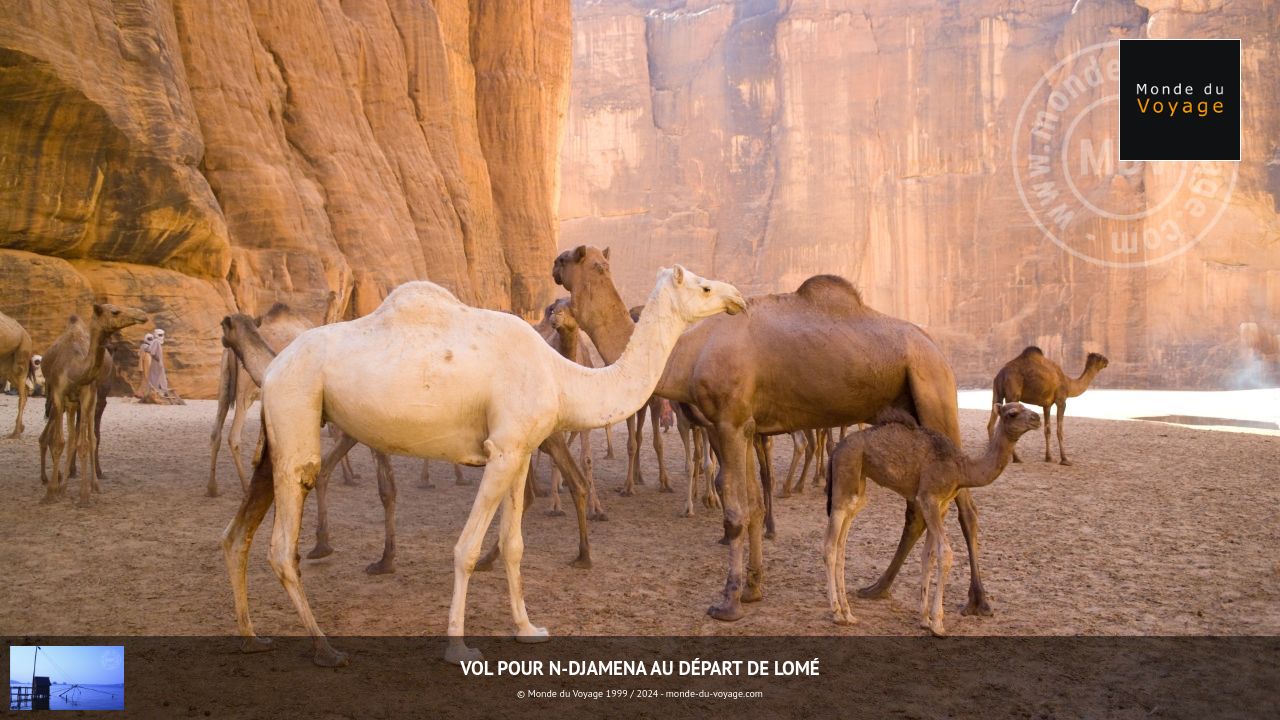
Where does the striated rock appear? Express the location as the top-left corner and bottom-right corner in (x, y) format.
(560, 0), (1280, 389)
(0, 0), (571, 397)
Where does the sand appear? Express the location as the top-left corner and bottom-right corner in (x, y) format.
(1, 391), (1277, 640)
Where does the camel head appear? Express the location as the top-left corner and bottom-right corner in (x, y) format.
(658, 265), (746, 321)
(546, 298), (578, 334)
(93, 303), (147, 333)
(552, 245), (612, 293)
(992, 402), (1041, 440)
(1085, 352), (1110, 371)
(220, 313), (258, 350)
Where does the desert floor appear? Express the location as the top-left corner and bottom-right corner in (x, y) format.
(1, 392), (1278, 639)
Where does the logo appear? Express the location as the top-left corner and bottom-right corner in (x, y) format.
(1013, 40), (1238, 268)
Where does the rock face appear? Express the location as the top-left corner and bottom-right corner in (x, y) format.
(0, 0), (570, 397)
(560, 0), (1280, 388)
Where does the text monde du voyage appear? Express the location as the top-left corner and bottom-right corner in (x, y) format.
(1134, 82), (1229, 118)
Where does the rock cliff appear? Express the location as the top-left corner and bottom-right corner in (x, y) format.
(0, 0), (570, 397)
(560, 0), (1280, 388)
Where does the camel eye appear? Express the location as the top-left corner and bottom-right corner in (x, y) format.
(702, 286), (710, 293)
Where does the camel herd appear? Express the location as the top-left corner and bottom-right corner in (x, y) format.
(0, 244), (1113, 666)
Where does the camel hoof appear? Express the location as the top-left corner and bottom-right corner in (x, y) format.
(588, 512), (608, 522)
(205, 488), (219, 498)
(516, 626), (550, 644)
(544, 509), (566, 517)
(658, 484), (674, 494)
(39, 493), (60, 505)
(568, 556), (592, 570)
(833, 610), (858, 626)
(764, 529), (776, 540)
(681, 508), (695, 519)
(417, 481), (436, 490)
(455, 478), (473, 486)
(775, 490), (791, 499)
(1059, 459), (1073, 466)
(856, 584), (892, 600)
(5, 431), (21, 440)
(307, 543), (335, 560)
(364, 560), (395, 575)
(707, 601), (745, 622)
(239, 636), (274, 654)
(1011, 456), (1022, 464)
(75, 498), (91, 509)
(928, 623), (948, 637)
(961, 598), (993, 617)
(717, 534), (730, 546)
(616, 487), (635, 497)
(742, 585), (763, 603)
(313, 646), (349, 668)
(444, 643), (482, 665)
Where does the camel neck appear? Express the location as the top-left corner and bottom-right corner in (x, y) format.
(572, 279), (633, 365)
(1067, 364), (1102, 398)
(231, 329), (278, 386)
(963, 428), (1019, 488)
(556, 280), (686, 431)
(82, 326), (109, 387)
(555, 327), (579, 362)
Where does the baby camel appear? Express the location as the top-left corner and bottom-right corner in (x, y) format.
(825, 403), (1040, 635)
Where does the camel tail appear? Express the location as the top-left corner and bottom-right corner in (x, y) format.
(212, 349), (237, 438)
(873, 407), (919, 428)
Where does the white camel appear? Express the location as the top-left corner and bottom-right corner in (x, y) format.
(222, 267), (744, 666)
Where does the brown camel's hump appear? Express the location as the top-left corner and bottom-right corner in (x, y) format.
(794, 275), (865, 312)
(1017, 345), (1044, 358)
(259, 302), (294, 324)
(872, 407), (919, 428)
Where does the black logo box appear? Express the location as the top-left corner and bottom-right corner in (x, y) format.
(1119, 38), (1241, 162)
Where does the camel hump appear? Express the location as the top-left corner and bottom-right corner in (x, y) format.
(795, 275), (864, 310)
(872, 407), (918, 428)
(260, 302), (292, 321)
(1018, 345), (1044, 358)
(377, 281), (462, 320)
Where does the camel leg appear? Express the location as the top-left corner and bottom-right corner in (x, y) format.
(858, 502), (925, 599)
(75, 390), (96, 506)
(579, 428), (597, 514)
(365, 450), (397, 575)
(955, 488), (991, 616)
(267, 456), (347, 667)
(8, 361), (29, 438)
(544, 433), (596, 564)
(779, 432), (801, 498)
(307, 432), (358, 560)
(227, 385), (256, 494)
(446, 441), (529, 664)
(700, 429), (721, 510)
(743, 427), (767, 602)
(651, 402), (672, 492)
(1042, 405), (1053, 462)
(603, 421), (614, 459)
(707, 419), (761, 621)
(755, 435), (776, 539)
(42, 406), (67, 503)
(92, 390), (106, 482)
(208, 350), (236, 497)
(811, 429), (829, 488)
(418, 459), (435, 489)
(1056, 402), (1071, 465)
(825, 446), (866, 625)
(796, 429), (816, 494)
(67, 404), (80, 479)
(454, 463), (469, 485)
(221, 435), (277, 655)
(919, 496), (951, 636)
(498, 452), (548, 644)
(339, 453), (358, 485)
(680, 417), (697, 517)
(476, 469), (537, 573)
(39, 414), (52, 486)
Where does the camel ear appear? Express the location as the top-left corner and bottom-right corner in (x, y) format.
(672, 265), (686, 286)
(602, 247), (611, 260)
(93, 303), (105, 317)
(992, 402), (1002, 415)
(573, 246), (587, 262)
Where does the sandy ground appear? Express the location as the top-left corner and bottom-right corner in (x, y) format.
(1, 393), (1278, 640)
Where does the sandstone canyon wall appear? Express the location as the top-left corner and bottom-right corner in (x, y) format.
(560, 0), (1280, 388)
(0, 0), (570, 397)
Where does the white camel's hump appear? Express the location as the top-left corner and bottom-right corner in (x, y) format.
(372, 281), (463, 321)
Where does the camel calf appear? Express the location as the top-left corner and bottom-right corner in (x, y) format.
(825, 403), (1040, 635)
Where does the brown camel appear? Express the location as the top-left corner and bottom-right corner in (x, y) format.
(1, 310), (34, 438)
(65, 332), (127, 482)
(220, 314), (401, 573)
(208, 303), (317, 496)
(39, 304), (147, 505)
(988, 346), (1109, 465)
(554, 245), (986, 622)
(826, 404), (1040, 634)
